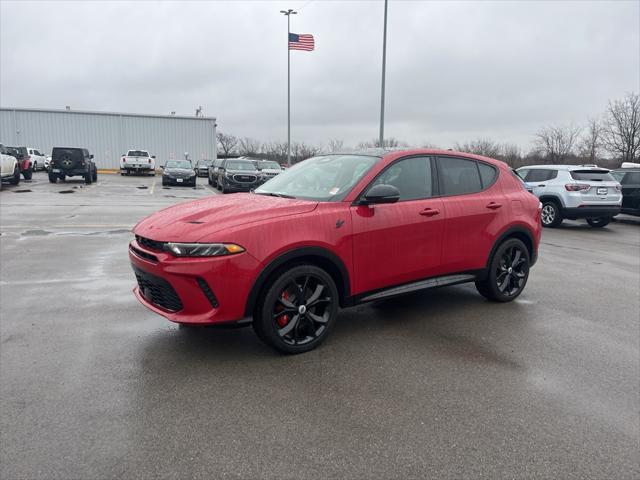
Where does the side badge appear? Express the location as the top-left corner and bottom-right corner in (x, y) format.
(336, 219), (345, 229)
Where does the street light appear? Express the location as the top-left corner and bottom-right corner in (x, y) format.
(280, 9), (297, 167)
(379, 0), (388, 148)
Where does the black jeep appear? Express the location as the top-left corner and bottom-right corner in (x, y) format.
(49, 147), (98, 184)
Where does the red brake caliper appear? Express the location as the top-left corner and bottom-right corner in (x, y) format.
(276, 291), (290, 328)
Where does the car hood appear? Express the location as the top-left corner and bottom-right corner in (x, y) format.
(134, 193), (318, 242)
(227, 169), (259, 175)
(260, 168), (282, 174)
(164, 168), (193, 175)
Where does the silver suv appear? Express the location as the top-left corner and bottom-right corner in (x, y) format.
(517, 165), (622, 228)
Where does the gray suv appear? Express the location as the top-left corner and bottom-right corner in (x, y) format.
(517, 165), (622, 228)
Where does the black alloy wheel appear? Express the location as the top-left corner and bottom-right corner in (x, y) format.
(476, 238), (530, 302)
(253, 265), (339, 354)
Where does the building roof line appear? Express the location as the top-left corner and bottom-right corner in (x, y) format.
(0, 107), (216, 121)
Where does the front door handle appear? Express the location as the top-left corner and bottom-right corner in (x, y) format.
(486, 202), (503, 210)
(419, 208), (440, 217)
(537, 184), (546, 187)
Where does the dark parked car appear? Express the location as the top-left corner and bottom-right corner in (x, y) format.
(194, 159), (212, 177)
(48, 147), (97, 184)
(162, 160), (196, 186)
(217, 158), (261, 193)
(611, 167), (640, 216)
(254, 160), (283, 185)
(6, 146), (33, 180)
(208, 158), (224, 187)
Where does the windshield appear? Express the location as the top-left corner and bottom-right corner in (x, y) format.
(257, 161), (281, 170)
(226, 161), (256, 171)
(165, 160), (192, 169)
(254, 154), (379, 201)
(197, 160), (211, 167)
(128, 150), (148, 157)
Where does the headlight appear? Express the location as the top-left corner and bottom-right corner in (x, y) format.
(225, 172), (233, 178)
(165, 242), (245, 257)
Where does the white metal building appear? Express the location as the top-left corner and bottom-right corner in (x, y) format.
(0, 108), (217, 170)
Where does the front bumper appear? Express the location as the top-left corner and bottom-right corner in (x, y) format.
(221, 178), (260, 192)
(163, 175), (196, 185)
(563, 205), (621, 219)
(129, 239), (260, 324)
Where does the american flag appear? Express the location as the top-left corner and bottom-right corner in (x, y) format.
(289, 33), (315, 51)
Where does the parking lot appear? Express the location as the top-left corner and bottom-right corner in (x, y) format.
(1, 172), (639, 479)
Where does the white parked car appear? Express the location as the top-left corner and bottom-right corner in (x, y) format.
(45, 155), (51, 171)
(0, 143), (20, 186)
(27, 147), (47, 171)
(120, 149), (156, 176)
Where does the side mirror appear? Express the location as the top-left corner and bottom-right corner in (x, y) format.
(360, 184), (400, 205)
(152, 155), (156, 159)
(90, 154), (94, 159)
(160, 165), (164, 170)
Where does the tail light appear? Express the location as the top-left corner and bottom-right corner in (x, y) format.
(565, 183), (590, 192)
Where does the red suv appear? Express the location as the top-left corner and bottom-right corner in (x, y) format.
(130, 150), (541, 353)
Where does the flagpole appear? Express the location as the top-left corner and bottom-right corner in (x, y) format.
(281, 9), (297, 167)
(379, 0), (388, 148)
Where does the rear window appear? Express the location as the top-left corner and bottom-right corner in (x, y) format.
(52, 148), (83, 160)
(570, 170), (615, 181)
(128, 150), (148, 157)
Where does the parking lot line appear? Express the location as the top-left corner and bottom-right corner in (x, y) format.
(149, 177), (157, 195)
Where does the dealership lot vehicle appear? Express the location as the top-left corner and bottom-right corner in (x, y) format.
(161, 159), (196, 186)
(208, 157), (224, 187)
(194, 159), (212, 177)
(255, 159), (283, 185)
(26, 147), (47, 171)
(5, 146), (33, 180)
(216, 157), (262, 193)
(130, 150), (541, 353)
(0, 143), (20, 186)
(611, 167), (640, 216)
(517, 164), (622, 228)
(120, 149), (156, 176)
(0, 174), (638, 479)
(49, 147), (97, 184)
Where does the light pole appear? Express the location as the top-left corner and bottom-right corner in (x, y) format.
(280, 8), (297, 166)
(379, 0), (388, 148)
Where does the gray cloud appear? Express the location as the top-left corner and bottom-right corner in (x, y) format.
(1, 0), (638, 150)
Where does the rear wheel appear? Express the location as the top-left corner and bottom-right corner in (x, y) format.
(84, 170), (92, 184)
(475, 238), (530, 302)
(48, 174), (57, 183)
(92, 169), (98, 182)
(586, 217), (611, 228)
(33, 161), (38, 171)
(10, 165), (20, 185)
(253, 265), (339, 354)
(541, 200), (562, 227)
(22, 167), (32, 180)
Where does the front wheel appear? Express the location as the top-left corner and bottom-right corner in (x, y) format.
(253, 265), (339, 354)
(475, 238), (530, 302)
(48, 174), (57, 183)
(586, 217), (611, 228)
(10, 166), (20, 185)
(33, 162), (38, 171)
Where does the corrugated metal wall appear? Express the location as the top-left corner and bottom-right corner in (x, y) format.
(0, 108), (217, 169)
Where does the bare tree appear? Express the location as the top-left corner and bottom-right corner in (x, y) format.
(327, 138), (344, 152)
(578, 118), (603, 164)
(455, 138), (501, 158)
(601, 92), (640, 163)
(498, 143), (524, 168)
(238, 137), (261, 157)
(421, 141), (439, 149)
(357, 137), (406, 149)
(216, 133), (238, 157)
(534, 124), (582, 163)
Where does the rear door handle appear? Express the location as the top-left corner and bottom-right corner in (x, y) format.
(419, 208), (440, 217)
(537, 184), (546, 187)
(486, 202), (503, 210)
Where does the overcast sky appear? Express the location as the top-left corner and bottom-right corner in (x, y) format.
(1, 0), (638, 150)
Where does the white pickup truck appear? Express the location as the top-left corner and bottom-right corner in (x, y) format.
(120, 149), (156, 176)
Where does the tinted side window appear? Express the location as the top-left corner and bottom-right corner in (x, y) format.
(525, 169), (552, 182)
(369, 156), (432, 201)
(438, 157), (482, 195)
(622, 172), (640, 185)
(478, 163), (497, 188)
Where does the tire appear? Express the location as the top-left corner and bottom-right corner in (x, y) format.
(540, 200), (562, 227)
(475, 238), (530, 302)
(85, 170), (92, 184)
(208, 176), (212, 186)
(120, 172), (125, 176)
(586, 217), (611, 228)
(92, 169), (98, 182)
(220, 183), (226, 194)
(22, 167), (32, 180)
(48, 174), (57, 183)
(252, 264), (339, 354)
(162, 179), (167, 186)
(10, 165), (20, 185)
(33, 162), (38, 171)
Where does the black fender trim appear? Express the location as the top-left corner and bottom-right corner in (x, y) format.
(244, 247), (351, 317)
(486, 226), (537, 269)
(539, 194), (565, 208)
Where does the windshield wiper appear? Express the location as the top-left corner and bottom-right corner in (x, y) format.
(254, 192), (296, 199)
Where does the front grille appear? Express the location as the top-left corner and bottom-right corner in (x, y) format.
(233, 174), (257, 183)
(136, 235), (166, 252)
(197, 277), (219, 308)
(133, 266), (183, 312)
(130, 245), (158, 263)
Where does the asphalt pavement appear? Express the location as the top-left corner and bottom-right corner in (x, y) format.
(1, 172), (639, 479)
